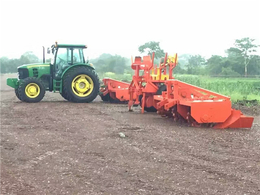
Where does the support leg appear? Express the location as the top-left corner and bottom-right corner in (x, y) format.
(128, 91), (133, 112)
(141, 93), (145, 114)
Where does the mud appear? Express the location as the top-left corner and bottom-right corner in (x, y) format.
(1, 74), (260, 195)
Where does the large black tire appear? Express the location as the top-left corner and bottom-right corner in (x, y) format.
(144, 106), (157, 112)
(15, 88), (22, 100)
(60, 91), (69, 101)
(62, 66), (100, 103)
(100, 93), (122, 103)
(17, 77), (46, 103)
(100, 93), (110, 102)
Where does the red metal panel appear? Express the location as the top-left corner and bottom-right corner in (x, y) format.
(190, 100), (232, 123)
(214, 109), (254, 129)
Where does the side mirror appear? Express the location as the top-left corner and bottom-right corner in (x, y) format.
(47, 48), (50, 54)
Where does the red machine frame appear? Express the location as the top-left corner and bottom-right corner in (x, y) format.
(153, 80), (254, 129)
(100, 52), (254, 129)
(99, 78), (132, 103)
(128, 52), (178, 113)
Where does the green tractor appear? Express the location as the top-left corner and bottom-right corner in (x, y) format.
(6, 42), (100, 103)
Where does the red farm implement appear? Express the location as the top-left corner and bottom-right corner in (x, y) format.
(99, 78), (132, 103)
(100, 53), (177, 109)
(153, 80), (254, 129)
(100, 53), (254, 129)
(128, 53), (178, 113)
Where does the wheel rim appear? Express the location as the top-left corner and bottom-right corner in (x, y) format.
(25, 83), (40, 98)
(71, 74), (94, 97)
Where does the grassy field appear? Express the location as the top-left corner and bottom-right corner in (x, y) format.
(174, 74), (260, 103)
(99, 72), (132, 82)
(99, 73), (260, 103)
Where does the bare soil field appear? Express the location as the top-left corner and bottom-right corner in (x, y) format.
(1, 74), (260, 195)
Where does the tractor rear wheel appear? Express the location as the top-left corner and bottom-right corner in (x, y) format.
(62, 66), (100, 103)
(17, 77), (46, 103)
(60, 91), (69, 101)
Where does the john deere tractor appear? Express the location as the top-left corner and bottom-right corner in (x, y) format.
(6, 42), (100, 103)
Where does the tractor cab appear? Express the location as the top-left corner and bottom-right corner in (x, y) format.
(48, 43), (92, 79)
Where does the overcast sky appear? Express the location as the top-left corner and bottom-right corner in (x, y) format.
(0, 0), (259, 60)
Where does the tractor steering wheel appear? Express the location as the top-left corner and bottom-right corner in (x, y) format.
(57, 57), (67, 66)
(58, 57), (66, 63)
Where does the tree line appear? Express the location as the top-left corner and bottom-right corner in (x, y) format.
(0, 51), (40, 73)
(137, 38), (260, 77)
(1, 37), (259, 77)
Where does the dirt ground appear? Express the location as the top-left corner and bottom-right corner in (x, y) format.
(1, 74), (260, 195)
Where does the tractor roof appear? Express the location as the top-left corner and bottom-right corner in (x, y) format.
(55, 43), (87, 48)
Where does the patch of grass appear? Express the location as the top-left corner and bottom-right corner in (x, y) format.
(174, 74), (260, 103)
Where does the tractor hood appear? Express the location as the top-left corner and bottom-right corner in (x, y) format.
(18, 63), (50, 69)
(18, 63), (50, 79)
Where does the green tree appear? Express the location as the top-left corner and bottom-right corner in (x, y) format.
(20, 51), (40, 64)
(138, 41), (165, 59)
(0, 52), (40, 73)
(177, 54), (190, 67)
(219, 67), (241, 77)
(173, 62), (186, 74)
(206, 55), (226, 75)
(90, 53), (132, 75)
(108, 55), (127, 74)
(247, 55), (260, 76)
(188, 55), (206, 66)
(227, 37), (259, 77)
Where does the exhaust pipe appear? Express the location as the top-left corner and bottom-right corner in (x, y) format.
(42, 46), (45, 63)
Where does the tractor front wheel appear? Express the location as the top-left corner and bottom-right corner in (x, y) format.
(62, 67), (100, 103)
(15, 88), (22, 100)
(17, 77), (46, 103)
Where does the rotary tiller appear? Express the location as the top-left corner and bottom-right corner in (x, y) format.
(100, 52), (254, 129)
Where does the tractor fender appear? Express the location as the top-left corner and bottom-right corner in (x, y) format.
(61, 64), (95, 79)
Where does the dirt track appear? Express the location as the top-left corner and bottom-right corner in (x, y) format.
(1, 74), (260, 195)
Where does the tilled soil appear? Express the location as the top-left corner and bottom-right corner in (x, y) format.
(1, 76), (260, 195)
